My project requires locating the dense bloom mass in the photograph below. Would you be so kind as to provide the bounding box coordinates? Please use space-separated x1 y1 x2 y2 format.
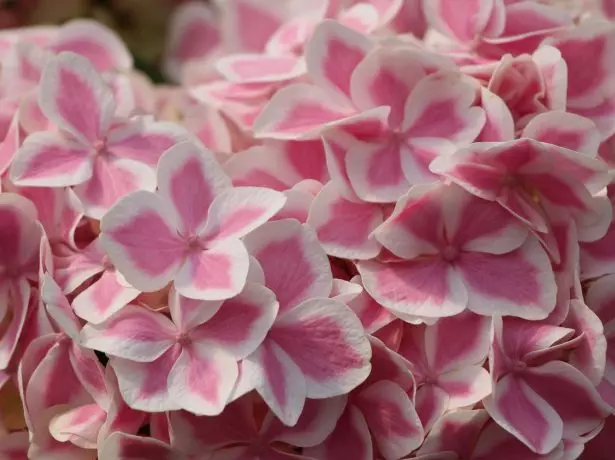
0 1 615 459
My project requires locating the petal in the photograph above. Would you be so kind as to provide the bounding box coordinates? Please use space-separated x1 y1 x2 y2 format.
156 140 231 235
245 339 307 427
192 282 278 360
402 73 485 144
305 406 373 460
200 187 287 244
40 274 80 340
99 432 180 460
175 240 250 301
163 1 221 81
459 237 557 320
107 119 190 167
349 46 426 128
268 397 347 448
424 311 491 373
305 19 374 101
38 52 114 145
373 183 444 259
81 306 176 362
253 83 355 140
271 298 372 399
415 384 450 434
347 281 396 334
220 0 285 53
355 380 424 459
244 219 333 313
51 19 132 72
307 182 383 260
9 132 93 187
477 88 514 142
72 270 140 325
49 403 105 449
72 155 156 220
358 259 468 318
111 347 181 413
345 139 409 203
423 0 499 42
100 191 185 292
483 374 563 454
216 53 306 84
523 361 610 439
523 111 601 155
438 366 492 409
167 343 238 416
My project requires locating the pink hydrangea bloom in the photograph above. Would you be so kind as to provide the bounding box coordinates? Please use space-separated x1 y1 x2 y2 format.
0 1 614 458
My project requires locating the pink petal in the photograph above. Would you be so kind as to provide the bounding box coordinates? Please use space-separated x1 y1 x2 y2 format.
483 374 563 454
423 0 499 42
350 46 426 128
38 52 115 145
416 409 488 459
271 298 371 398
99 432 181 460
244 219 332 313
253 83 356 140
545 22 615 106
356 380 424 459
305 19 374 101
523 111 601 155
438 366 492 409
424 311 491 373
221 0 285 53
193 282 278 360
100 191 185 292
346 139 410 203
81 306 177 362
107 119 190 167
358 258 467 318
73 155 156 219
156 140 231 235
477 87 514 142
268 397 347 448
174 240 250 301
73 270 140 325
523 361 610 439
48 403 106 449
459 238 557 320
40 274 80 340
51 19 132 72
111 346 181 413
307 182 383 260
163 1 221 81
305 406 373 460
373 183 444 259
216 54 306 84
200 187 287 244
9 132 92 187
402 73 485 144
347 281 396 334
415 384 450 434
244 339 307 426
167 343 238 415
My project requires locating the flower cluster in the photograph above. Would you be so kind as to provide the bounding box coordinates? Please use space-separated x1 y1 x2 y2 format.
1 0 615 459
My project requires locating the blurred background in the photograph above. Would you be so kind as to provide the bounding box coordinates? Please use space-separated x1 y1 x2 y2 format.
0 0 204 81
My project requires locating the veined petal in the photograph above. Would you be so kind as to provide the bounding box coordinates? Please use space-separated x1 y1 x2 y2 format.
175 240 250 301
38 52 115 145
200 187 287 244
10 132 92 187
307 182 383 260
81 306 177 362
157 140 231 235
244 219 333 313
100 191 185 293
167 343 238 416
271 298 371 399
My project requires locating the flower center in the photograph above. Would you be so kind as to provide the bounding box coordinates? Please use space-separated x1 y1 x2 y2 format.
441 245 459 262
176 332 191 347
184 234 205 252
512 360 527 373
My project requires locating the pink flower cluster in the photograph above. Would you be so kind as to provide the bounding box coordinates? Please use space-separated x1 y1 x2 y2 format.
2 0 615 459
